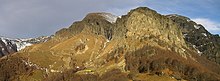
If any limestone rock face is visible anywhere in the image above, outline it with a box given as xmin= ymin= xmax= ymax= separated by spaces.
xmin=1 ymin=7 xmax=220 ymax=81
xmin=115 ymin=7 xmax=187 ymax=54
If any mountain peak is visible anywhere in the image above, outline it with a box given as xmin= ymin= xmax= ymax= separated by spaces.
xmin=118 ymin=6 xmax=187 ymax=50
xmin=83 ymin=12 xmax=118 ymax=23
xmin=127 ymin=7 xmax=158 ymax=16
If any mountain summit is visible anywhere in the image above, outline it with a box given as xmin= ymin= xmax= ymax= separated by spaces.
xmin=0 ymin=7 xmax=220 ymax=81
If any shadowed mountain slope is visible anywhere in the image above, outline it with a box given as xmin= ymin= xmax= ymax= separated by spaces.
xmin=167 ymin=14 xmax=220 ymax=64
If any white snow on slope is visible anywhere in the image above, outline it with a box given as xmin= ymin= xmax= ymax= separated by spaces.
xmin=201 ymin=33 xmax=207 ymax=37
xmin=15 ymin=42 xmax=32 ymax=51
xmin=20 ymin=38 xmax=33 ymax=41
xmin=100 ymin=13 xmax=118 ymax=23
xmin=194 ymin=25 xmax=201 ymax=29
xmin=0 ymin=36 xmax=50 ymax=51
xmin=192 ymin=45 xmax=203 ymax=56
xmin=0 ymin=37 xmax=33 ymax=51
xmin=1 ymin=38 xmax=8 ymax=45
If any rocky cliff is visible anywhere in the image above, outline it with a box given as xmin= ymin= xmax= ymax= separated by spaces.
xmin=167 ymin=14 xmax=220 ymax=64
xmin=0 ymin=7 xmax=220 ymax=81
xmin=0 ymin=38 xmax=17 ymax=57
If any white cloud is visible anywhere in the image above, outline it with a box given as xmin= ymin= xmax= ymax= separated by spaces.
xmin=192 ymin=18 xmax=220 ymax=34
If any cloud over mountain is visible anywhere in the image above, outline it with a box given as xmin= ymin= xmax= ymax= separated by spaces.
xmin=193 ymin=18 xmax=220 ymax=34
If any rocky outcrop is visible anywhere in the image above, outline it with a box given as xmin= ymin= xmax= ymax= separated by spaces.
xmin=0 ymin=39 xmax=17 ymax=57
xmin=55 ymin=12 xmax=116 ymax=40
xmin=115 ymin=7 xmax=187 ymax=54
xmin=167 ymin=14 xmax=220 ymax=64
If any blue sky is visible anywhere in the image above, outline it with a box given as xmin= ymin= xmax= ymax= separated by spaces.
xmin=0 ymin=0 xmax=219 ymax=38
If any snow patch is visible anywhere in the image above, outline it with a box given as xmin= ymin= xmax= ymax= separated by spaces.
xmin=187 ymin=19 xmax=192 ymax=22
xmin=167 ymin=14 xmax=178 ymax=17
xmin=201 ymin=33 xmax=207 ymax=36
xmin=194 ymin=25 xmax=201 ymax=29
xmin=197 ymin=50 xmax=202 ymax=56
xmin=192 ymin=45 xmax=203 ymax=56
xmin=15 ymin=42 xmax=32 ymax=51
xmin=9 ymin=40 xmax=32 ymax=51
xmin=183 ymin=34 xmax=187 ymax=38
xmin=118 ymin=16 xmax=122 ymax=18
xmin=100 ymin=13 xmax=118 ymax=23
xmin=197 ymin=50 xmax=202 ymax=54
xmin=193 ymin=45 xmax=196 ymax=48
xmin=20 ymin=38 xmax=33 ymax=41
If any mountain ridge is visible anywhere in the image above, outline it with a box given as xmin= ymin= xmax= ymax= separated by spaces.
xmin=0 ymin=7 xmax=220 ymax=81
xmin=167 ymin=14 xmax=220 ymax=64
xmin=0 ymin=36 xmax=51 ymax=57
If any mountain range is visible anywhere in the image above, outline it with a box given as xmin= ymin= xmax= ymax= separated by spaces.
xmin=0 ymin=36 xmax=51 ymax=57
xmin=0 ymin=7 xmax=220 ymax=81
